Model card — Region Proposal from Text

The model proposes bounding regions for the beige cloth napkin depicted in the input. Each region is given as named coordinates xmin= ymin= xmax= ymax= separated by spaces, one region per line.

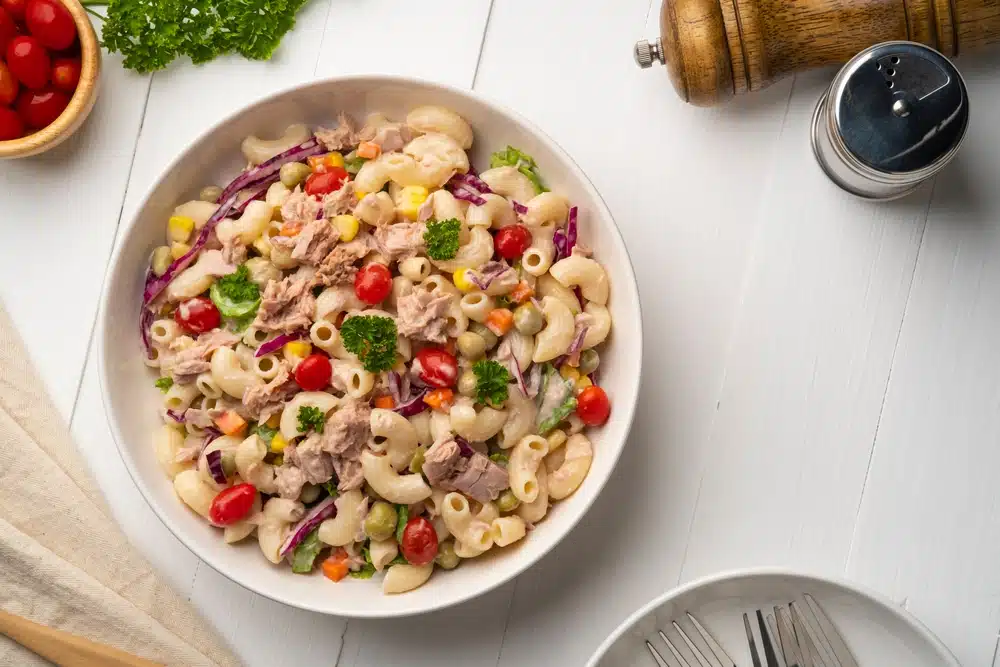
xmin=0 ymin=304 xmax=242 ymax=667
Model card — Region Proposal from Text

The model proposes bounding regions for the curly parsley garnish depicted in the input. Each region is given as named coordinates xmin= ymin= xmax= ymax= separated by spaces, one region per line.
xmin=339 ymin=315 xmax=398 ymax=373
xmin=489 ymin=146 xmax=548 ymax=194
xmin=253 ymin=423 xmax=278 ymax=445
xmin=473 ymin=359 xmax=510 ymax=407
xmin=154 ymin=377 xmax=173 ymax=393
xmin=423 ymin=218 xmax=461 ymax=261
xmin=84 ymin=0 xmax=312 ymax=74
xmin=297 ymin=406 xmax=325 ymax=434
xmin=210 ymin=264 xmax=260 ymax=317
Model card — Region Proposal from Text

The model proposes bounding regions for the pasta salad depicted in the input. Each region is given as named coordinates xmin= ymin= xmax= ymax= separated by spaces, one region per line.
xmin=141 ymin=106 xmax=613 ymax=595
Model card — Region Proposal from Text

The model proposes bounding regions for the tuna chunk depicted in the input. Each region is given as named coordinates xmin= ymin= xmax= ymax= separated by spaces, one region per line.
xmin=358 ymin=119 xmax=415 ymax=153
xmin=280 ymin=189 xmax=323 ymax=226
xmin=252 ymin=275 xmax=316 ymax=333
xmin=422 ymin=437 xmax=509 ymax=502
xmin=322 ymin=182 xmax=356 ymax=218
xmin=165 ymin=329 xmax=240 ymax=383
xmin=242 ymin=360 xmax=299 ymax=420
xmin=396 ymin=289 xmax=452 ymax=343
xmin=312 ymin=234 xmax=373 ymax=287
xmin=373 ymin=222 xmax=426 ymax=262
xmin=221 ymin=237 xmax=247 ymax=266
xmin=271 ymin=219 xmax=339 ymax=266
xmin=274 ymin=463 xmax=308 ymax=501
xmin=316 ymin=112 xmax=359 ymax=151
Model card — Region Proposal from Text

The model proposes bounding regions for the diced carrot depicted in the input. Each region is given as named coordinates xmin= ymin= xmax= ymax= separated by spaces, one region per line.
xmin=357 ymin=141 xmax=382 ymax=160
xmin=423 ymin=388 xmax=454 ymax=412
xmin=214 ymin=410 xmax=247 ymax=436
xmin=510 ymin=281 xmax=535 ymax=304
xmin=280 ymin=220 xmax=304 ymax=237
xmin=485 ymin=308 xmax=514 ymax=336
xmin=374 ymin=395 xmax=395 ymax=409
xmin=307 ymin=155 xmax=326 ymax=171
xmin=321 ymin=549 xmax=350 ymax=582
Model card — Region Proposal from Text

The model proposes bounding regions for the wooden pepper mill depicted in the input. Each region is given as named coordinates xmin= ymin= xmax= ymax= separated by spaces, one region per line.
xmin=635 ymin=0 xmax=1000 ymax=105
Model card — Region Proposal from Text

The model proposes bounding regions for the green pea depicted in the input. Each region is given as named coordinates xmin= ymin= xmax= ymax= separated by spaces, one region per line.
xmin=457 ymin=369 xmax=478 ymax=398
xmin=456 ymin=331 xmax=486 ymax=360
xmin=364 ymin=501 xmax=398 ymax=542
xmin=513 ymin=303 xmax=544 ymax=335
xmin=199 ymin=185 xmax=223 ymax=203
xmin=469 ymin=323 xmax=498 ymax=350
xmin=409 ymin=446 xmax=426 ymax=475
xmin=220 ymin=451 xmax=238 ymax=478
xmin=299 ymin=483 xmax=320 ymax=504
xmin=280 ymin=162 xmax=313 ymax=189
xmin=364 ymin=482 xmax=384 ymax=503
xmin=578 ymin=349 xmax=600 ymax=376
xmin=435 ymin=540 xmax=460 ymax=570
xmin=496 ymin=489 xmax=520 ymax=513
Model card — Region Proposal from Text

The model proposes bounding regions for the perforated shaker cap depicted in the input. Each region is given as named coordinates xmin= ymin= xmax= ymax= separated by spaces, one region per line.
xmin=832 ymin=41 xmax=969 ymax=175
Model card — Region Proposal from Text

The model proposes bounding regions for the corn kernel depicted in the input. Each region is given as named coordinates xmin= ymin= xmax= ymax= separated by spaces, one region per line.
xmin=560 ymin=365 xmax=581 ymax=382
xmin=269 ymin=433 xmax=287 ymax=454
xmin=284 ymin=341 xmax=312 ymax=358
xmin=324 ymin=152 xmax=345 ymax=168
xmin=150 ymin=246 xmax=172 ymax=277
xmin=170 ymin=242 xmax=191 ymax=260
xmin=334 ymin=214 xmax=360 ymax=242
xmin=453 ymin=268 xmax=476 ymax=292
xmin=252 ymin=235 xmax=272 ymax=258
xmin=354 ymin=189 xmax=369 ymax=201
xmin=396 ymin=185 xmax=429 ymax=221
xmin=168 ymin=215 xmax=195 ymax=243
xmin=575 ymin=376 xmax=593 ymax=394
xmin=265 ymin=414 xmax=281 ymax=428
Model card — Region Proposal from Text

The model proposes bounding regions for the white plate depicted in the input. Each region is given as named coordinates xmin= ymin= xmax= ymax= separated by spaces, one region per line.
xmin=98 ymin=75 xmax=643 ymax=617
xmin=588 ymin=568 xmax=960 ymax=667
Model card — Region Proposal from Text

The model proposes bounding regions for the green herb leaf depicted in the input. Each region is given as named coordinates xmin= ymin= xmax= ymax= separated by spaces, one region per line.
xmin=536 ymin=366 xmax=578 ymax=434
xmin=344 ymin=154 xmax=367 ymax=175
xmin=394 ymin=504 xmax=409 ymax=544
xmin=210 ymin=265 xmax=261 ymax=319
xmin=322 ymin=481 xmax=339 ymax=498
xmin=473 ymin=359 xmax=510 ymax=407
xmin=423 ymin=218 xmax=461 ymax=261
xmin=339 ymin=315 xmax=398 ymax=373
xmin=86 ymin=0 xmax=311 ymax=74
xmin=291 ymin=530 xmax=324 ymax=574
xmin=253 ymin=424 xmax=278 ymax=445
xmin=154 ymin=377 xmax=173 ymax=393
xmin=489 ymin=146 xmax=548 ymax=194
xmin=297 ymin=406 xmax=325 ymax=434
xmin=348 ymin=563 xmax=376 ymax=579
xmin=389 ymin=553 xmax=409 ymax=565
xmin=488 ymin=452 xmax=509 ymax=467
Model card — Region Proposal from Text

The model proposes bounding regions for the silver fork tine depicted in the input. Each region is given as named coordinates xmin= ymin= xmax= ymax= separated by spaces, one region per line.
xmin=778 ymin=605 xmax=809 ymax=667
xmin=803 ymin=595 xmax=859 ymax=667
xmin=687 ymin=613 xmax=737 ymax=667
xmin=646 ymin=640 xmax=672 ymax=667
xmin=744 ymin=613 xmax=763 ymax=667
xmin=790 ymin=604 xmax=823 ymax=667
xmin=659 ymin=629 xmax=695 ymax=667
xmin=673 ymin=621 xmax=717 ymax=667
xmin=756 ymin=610 xmax=781 ymax=667
xmin=765 ymin=613 xmax=788 ymax=667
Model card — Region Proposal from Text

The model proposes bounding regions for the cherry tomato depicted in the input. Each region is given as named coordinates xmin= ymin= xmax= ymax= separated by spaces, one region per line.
xmin=494 ymin=224 xmax=533 ymax=260
xmin=15 ymin=86 xmax=66 ymax=128
xmin=354 ymin=263 xmax=392 ymax=304
xmin=294 ymin=353 xmax=332 ymax=391
xmin=0 ymin=106 xmax=23 ymax=140
xmin=400 ymin=516 xmax=439 ymax=566
xmin=173 ymin=296 xmax=221 ymax=334
xmin=414 ymin=347 xmax=458 ymax=388
xmin=0 ymin=61 xmax=19 ymax=105
xmin=1 ymin=0 xmax=26 ymax=21
xmin=50 ymin=56 xmax=78 ymax=92
xmin=304 ymin=166 xmax=349 ymax=196
xmin=25 ymin=0 xmax=75 ymax=50
xmin=209 ymin=483 xmax=256 ymax=526
xmin=576 ymin=385 xmax=611 ymax=426
xmin=7 ymin=36 xmax=50 ymax=89
xmin=0 ymin=7 xmax=16 ymax=54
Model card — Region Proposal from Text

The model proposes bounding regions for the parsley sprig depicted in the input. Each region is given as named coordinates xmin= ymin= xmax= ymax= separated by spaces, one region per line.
xmin=472 ymin=359 xmax=510 ymax=407
xmin=423 ymin=218 xmax=461 ymax=261
xmin=339 ymin=315 xmax=398 ymax=373
xmin=154 ymin=377 xmax=173 ymax=393
xmin=489 ymin=146 xmax=548 ymax=194
xmin=297 ymin=406 xmax=325 ymax=434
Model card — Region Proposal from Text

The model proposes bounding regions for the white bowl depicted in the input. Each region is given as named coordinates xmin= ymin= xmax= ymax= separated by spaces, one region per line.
xmin=99 ymin=76 xmax=643 ymax=617
xmin=587 ymin=568 xmax=960 ymax=666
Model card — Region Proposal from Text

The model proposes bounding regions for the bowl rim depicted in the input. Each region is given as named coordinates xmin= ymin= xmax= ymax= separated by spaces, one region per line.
xmin=97 ymin=73 xmax=643 ymax=617
xmin=584 ymin=566 xmax=962 ymax=667
xmin=0 ymin=0 xmax=102 ymax=159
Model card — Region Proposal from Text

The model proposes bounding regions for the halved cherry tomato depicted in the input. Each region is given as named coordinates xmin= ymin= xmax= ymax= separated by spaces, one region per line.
xmin=494 ymin=224 xmax=532 ymax=260
xmin=0 ymin=61 xmax=19 ymax=106
xmin=173 ymin=296 xmax=221 ymax=334
xmin=50 ymin=56 xmax=79 ymax=92
xmin=294 ymin=353 xmax=332 ymax=391
xmin=414 ymin=347 xmax=458 ymax=388
xmin=16 ymin=86 xmax=67 ymax=128
xmin=304 ymin=166 xmax=349 ymax=196
xmin=400 ymin=516 xmax=439 ymax=566
xmin=0 ymin=6 xmax=17 ymax=54
xmin=208 ymin=483 xmax=256 ymax=525
xmin=0 ymin=107 xmax=23 ymax=140
xmin=25 ymin=0 xmax=75 ymax=50
xmin=576 ymin=385 xmax=610 ymax=426
xmin=1 ymin=0 xmax=26 ymax=21
xmin=354 ymin=263 xmax=392 ymax=304
xmin=7 ymin=36 xmax=50 ymax=89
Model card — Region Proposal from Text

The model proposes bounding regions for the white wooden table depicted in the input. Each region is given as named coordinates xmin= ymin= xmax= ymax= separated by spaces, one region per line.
xmin=4 ymin=1 xmax=1000 ymax=664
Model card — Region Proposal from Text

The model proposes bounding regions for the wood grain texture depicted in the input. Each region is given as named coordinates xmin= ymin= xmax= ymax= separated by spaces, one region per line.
xmin=0 ymin=611 xmax=161 ymax=667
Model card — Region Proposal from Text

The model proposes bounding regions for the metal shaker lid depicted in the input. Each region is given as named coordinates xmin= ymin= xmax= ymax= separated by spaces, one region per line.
xmin=831 ymin=41 xmax=968 ymax=175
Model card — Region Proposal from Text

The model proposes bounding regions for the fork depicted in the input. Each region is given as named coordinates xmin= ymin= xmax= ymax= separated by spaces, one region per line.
xmin=745 ymin=594 xmax=859 ymax=667
xmin=645 ymin=613 xmax=737 ymax=667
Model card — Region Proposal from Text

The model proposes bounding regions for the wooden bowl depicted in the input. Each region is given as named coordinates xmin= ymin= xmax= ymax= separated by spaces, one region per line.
xmin=0 ymin=0 xmax=101 ymax=159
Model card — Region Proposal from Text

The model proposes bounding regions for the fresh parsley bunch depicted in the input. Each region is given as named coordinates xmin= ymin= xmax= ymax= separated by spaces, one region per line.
xmin=423 ymin=218 xmax=461 ymax=261
xmin=472 ymin=359 xmax=510 ymax=408
xmin=339 ymin=315 xmax=398 ymax=373
xmin=83 ymin=0 xmax=312 ymax=74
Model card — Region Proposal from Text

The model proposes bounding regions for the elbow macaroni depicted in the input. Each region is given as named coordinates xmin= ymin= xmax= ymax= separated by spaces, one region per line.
xmin=279 ymin=391 xmax=340 ymax=440
xmin=549 ymin=256 xmax=610 ymax=306
xmin=532 ymin=296 xmax=575 ymax=363
xmin=210 ymin=347 xmax=256 ymax=399
xmin=547 ymin=434 xmax=593 ymax=500
xmin=317 ymin=490 xmax=365 ymax=546
xmin=450 ymin=397 xmax=508 ymax=442
xmin=369 ymin=408 xmax=419 ymax=470
xmin=509 ymin=434 xmax=549 ymax=504
xmin=361 ymin=450 xmax=432 ymax=504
